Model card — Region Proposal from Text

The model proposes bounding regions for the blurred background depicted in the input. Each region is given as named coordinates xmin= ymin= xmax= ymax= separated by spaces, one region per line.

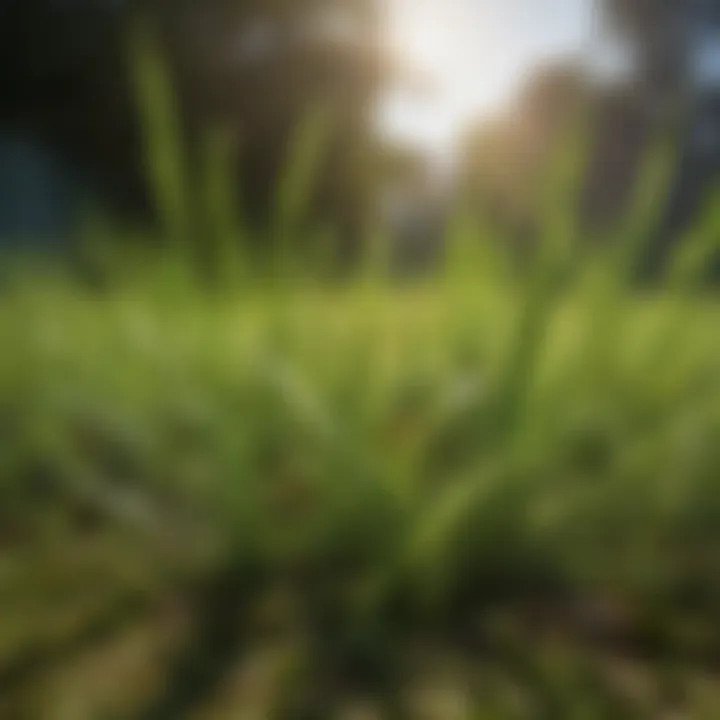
xmin=7 ymin=2 xmax=720 ymax=718
xmin=2 ymin=0 xmax=716 ymax=268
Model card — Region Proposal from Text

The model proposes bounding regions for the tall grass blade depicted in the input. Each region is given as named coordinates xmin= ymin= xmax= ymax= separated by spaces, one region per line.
xmin=200 ymin=128 xmax=246 ymax=289
xmin=611 ymin=135 xmax=676 ymax=286
xmin=128 ymin=16 xmax=192 ymax=257
xmin=536 ymin=110 xmax=592 ymax=274
xmin=492 ymin=120 xmax=590 ymax=444
xmin=668 ymin=184 xmax=720 ymax=293
xmin=272 ymin=106 xmax=334 ymax=280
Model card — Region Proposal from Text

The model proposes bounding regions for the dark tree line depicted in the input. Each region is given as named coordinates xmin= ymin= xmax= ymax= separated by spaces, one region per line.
xmin=0 ymin=1 xmax=142 ymax=216
xmin=5 ymin=0 xmax=720 ymax=268
xmin=605 ymin=0 xmax=720 ymax=272
xmin=0 ymin=0 xmax=397 ymax=247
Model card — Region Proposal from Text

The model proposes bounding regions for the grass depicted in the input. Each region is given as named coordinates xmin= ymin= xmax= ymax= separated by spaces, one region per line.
xmin=5 ymin=21 xmax=720 ymax=717
xmin=4 ymin=229 xmax=720 ymax=717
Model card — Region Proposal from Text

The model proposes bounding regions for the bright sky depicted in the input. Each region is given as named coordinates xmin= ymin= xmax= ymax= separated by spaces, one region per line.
xmin=380 ymin=0 xmax=600 ymax=156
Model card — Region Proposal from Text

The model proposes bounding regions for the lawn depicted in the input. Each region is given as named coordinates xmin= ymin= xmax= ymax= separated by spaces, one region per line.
xmin=3 ymin=233 xmax=720 ymax=717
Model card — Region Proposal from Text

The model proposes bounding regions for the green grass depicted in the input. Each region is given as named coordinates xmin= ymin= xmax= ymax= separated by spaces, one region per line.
xmin=4 ymin=234 xmax=720 ymax=717
xmin=6 ymin=22 xmax=720 ymax=717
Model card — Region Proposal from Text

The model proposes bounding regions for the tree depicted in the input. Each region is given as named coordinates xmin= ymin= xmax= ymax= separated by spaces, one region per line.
xmin=0 ymin=1 xmax=143 ymax=216
xmin=456 ymin=63 xmax=589 ymax=242
xmin=456 ymin=55 xmax=663 ymax=248
xmin=604 ymin=0 xmax=720 ymax=274
xmin=604 ymin=0 xmax=685 ymax=105
xmin=0 ymin=0 xmax=393 ymax=250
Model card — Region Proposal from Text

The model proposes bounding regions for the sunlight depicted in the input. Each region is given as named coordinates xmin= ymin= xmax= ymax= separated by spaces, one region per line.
xmin=383 ymin=0 xmax=504 ymax=153
xmin=382 ymin=0 xmax=597 ymax=157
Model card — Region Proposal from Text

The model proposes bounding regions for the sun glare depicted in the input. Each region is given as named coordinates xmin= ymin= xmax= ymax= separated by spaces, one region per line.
xmin=383 ymin=0 xmax=508 ymax=154
xmin=382 ymin=0 xmax=597 ymax=158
